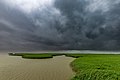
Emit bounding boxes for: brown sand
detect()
[0,54,74,80]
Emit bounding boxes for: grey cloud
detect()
[1,0,120,51]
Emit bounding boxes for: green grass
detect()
[9,53,81,59]
[70,54,120,80]
[9,53,84,59]
[65,54,85,58]
[9,53,65,59]
[22,54,53,59]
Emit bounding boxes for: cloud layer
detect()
[0,0,120,51]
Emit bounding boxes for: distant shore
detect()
[6,50,120,55]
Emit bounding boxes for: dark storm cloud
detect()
[0,0,120,51]
[54,0,120,50]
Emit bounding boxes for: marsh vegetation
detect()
[70,54,120,80]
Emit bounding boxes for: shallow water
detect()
[0,54,74,80]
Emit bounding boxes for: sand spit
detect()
[0,54,74,80]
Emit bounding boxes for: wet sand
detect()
[0,54,74,80]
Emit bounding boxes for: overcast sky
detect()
[0,0,120,51]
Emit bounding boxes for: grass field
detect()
[70,54,120,80]
[9,53,83,59]
[8,53,65,59]
[22,54,53,59]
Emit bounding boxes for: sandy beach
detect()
[0,54,74,80]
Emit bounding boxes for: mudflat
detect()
[0,54,74,80]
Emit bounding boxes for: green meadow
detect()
[8,53,64,59]
[70,54,120,80]
[9,53,120,80]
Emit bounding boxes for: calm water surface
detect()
[0,54,74,80]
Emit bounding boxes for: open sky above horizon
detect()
[1,0,120,51]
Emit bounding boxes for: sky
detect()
[0,0,120,51]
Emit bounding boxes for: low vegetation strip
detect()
[65,54,83,58]
[22,54,53,59]
[70,54,120,80]
[9,53,82,59]
[8,53,65,59]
